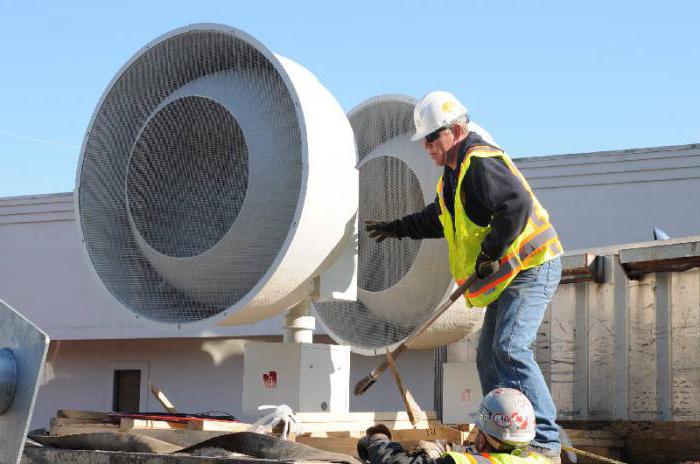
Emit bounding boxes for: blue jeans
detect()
[476,257,562,452]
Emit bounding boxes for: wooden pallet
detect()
[295,411,439,433]
[49,410,250,436]
[296,424,473,456]
[296,425,623,463]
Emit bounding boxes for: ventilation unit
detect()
[75,24,357,326]
[314,96,488,356]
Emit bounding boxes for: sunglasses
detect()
[424,126,449,143]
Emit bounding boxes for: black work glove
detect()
[414,440,452,458]
[475,252,500,279]
[357,424,392,461]
[365,220,402,243]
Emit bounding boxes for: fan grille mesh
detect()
[126,96,249,258]
[315,98,453,353]
[78,29,302,323]
[358,157,423,291]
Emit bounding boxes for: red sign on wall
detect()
[262,371,278,388]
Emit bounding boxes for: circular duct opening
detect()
[314,96,489,355]
[358,156,424,291]
[315,96,463,355]
[126,97,249,258]
[77,27,306,323]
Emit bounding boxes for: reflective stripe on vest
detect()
[462,214,560,298]
[437,144,563,307]
[444,450,553,464]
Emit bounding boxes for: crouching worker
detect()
[357,388,556,464]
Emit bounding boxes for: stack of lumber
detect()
[291,414,624,464]
[49,410,251,436]
[294,411,474,456]
[48,409,626,464]
[295,411,441,433]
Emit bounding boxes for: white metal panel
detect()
[441,362,482,425]
[243,343,350,416]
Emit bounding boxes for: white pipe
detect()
[283,299,315,343]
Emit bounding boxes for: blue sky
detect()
[1,0,699,197]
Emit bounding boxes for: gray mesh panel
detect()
[313,300,413,350]
[78,30,302,323]
[126,96,248,257]
[358,157,423,291]
[315,98,453,353]
[352,100,414,162]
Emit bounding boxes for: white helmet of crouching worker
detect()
[474,388,537,447]
[411,90,468,141]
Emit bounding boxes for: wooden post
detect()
[386,350,423,426]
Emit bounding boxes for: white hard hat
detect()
[411,91,468,141]
[474,388,536,446]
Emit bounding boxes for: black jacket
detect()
[364,437,457,464]
[393,132,532,259]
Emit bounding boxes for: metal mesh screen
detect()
[78,29,302,323]
[315,97,454,354]
[313,300,415,349]
[126,96,248,257]
[358,157,423,291]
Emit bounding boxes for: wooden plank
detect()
[655,272,673,420]
[149,381,178,414]
[587,273,615,420]
[186,420,251,432]
[567,438,623,448]
[299,430,367,438]
[671,267,700,420]
[296,426,471,456]
[120,417,187,430]
[628,274,657,419]
[50,417,115,426]
[300,425,473,441]
[574,282,589,419]
[562,429,619,439]
[613,256,630,419]
[294,411,436,422]
[564,447,623,464]
[296,436,358,456]
[297,419,439,433]
[49,422,119,436]
[56,409,112,420]
[391,425,470,443]
[550,283,576,419]
[296,427,621,458]
[386,351,423,426]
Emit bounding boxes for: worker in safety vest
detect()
[365,91,563,460]
[357,388,554,464]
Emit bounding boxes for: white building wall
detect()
[516,143,700,250]
[31,337,435,430]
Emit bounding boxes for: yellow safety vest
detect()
[444,450,552,464]
[436,144,563,307]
